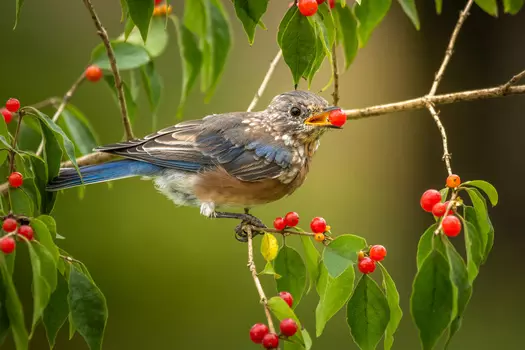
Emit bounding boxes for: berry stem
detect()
[81,0,134,141]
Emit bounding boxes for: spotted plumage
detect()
[47,90,341,217]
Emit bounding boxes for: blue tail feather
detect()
[47,160,162,191]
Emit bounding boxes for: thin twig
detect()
[425,0,475,175]
[247,51,282,112]
[247,227,277,335]
[81,0,134,140]
[502,69,525,91]
[331,45,339,106]
[8,113,23,175]
[30,97,61,110]
[36,73,86,156]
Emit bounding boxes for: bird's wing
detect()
[96,113,294,181]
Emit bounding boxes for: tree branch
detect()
[331,45,340,106]
[81,0,134,140]
[247,50,282,112]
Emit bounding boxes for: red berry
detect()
[154,0,163,4]
[279,291,293,308]
[310,217,327,233]
[284,212,299,227]
[358,257,376,274]
[328,109,347,127]
[5,98,20,113]
[18,225,34,241]
[273,217,286,230]
[2,218,17,233]
[298,0,318,16]
[420,189,441,212]
[432,202,447,217]
[369,245,387,262]
[280,318,298,337]
[262,333,279,349]
[316,0,326,4]
[442,215,462,237]
[85,65,103,82]
[0,237,15,254]
[8,172,23,188]
[446,174,461,188]
[1,109,12,123]
[249,323,269,344]
[329,0,335,8]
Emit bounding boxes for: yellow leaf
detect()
[261,233,279,262]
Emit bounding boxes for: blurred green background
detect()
[1,0,524,349]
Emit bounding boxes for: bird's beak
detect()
[304,106,342,129]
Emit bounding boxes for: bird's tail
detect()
[46,159,161,191]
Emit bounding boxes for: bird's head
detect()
[265,90,345,142]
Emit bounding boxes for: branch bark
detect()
[331,45,340,106]
[81,0,134,140]
[247,50,282,112]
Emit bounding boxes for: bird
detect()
[47,90,342,229]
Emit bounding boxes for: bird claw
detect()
[234,214,267,243]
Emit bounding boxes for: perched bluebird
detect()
[47,91,341,224]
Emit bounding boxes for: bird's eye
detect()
[290,106,302,117]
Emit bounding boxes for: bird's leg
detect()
[214,211,267,242]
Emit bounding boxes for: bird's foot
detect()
[214,211,267,242]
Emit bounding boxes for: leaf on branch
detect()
[11,187,33,216]
[140,62,163,130]
[464,188,490,244]
[416,223,439,269]
[322,234,366,278]
[233,0,269,44]
[104,75,137,124]
[379,263,402,350]
[346,274,390,350]
[125,0,154,41]
[463,180,498,206]
[91,42,151,71]
[60,105,100,156]
[333,2,358,70]
[300,235,320,293]
[503,0,525,14]
[274,245,307,308]
[31,218,60,264]
[315,263,354,337]
[354,0,392,48]
[14,0,25,29]
[261,233,279,262]
[435,0,443,14]
[44,273,70,349]
[267,296,306,346]
[475,0,498,17]
[410,250,454,350]
[463,207,484,283]
[397,0,420,30]
[68,265,108,350]
[120,17,169,58]
[172,15,203,118]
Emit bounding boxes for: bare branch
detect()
[36,72,86,156]
[503,69,525,91]
[81,0,134,140]
[247,51,282,112]
[331,45,340,106]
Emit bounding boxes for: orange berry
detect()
[314,233,325,242]
[446,174,461,188]
[358,251,365,261]
[85,65,103,82]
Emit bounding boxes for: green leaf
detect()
[463,208,484,283]
[274,245,307,308]
[354,0,392,47]
[267,296,305,346]
[379,263,403,350]
[435,0,443,14]
[442,238,472,349]
[10,187,33,216]
[233,0,269,44]
[69,266,108,350]
[61,105,99,156]
[463,180,498,206]
[0,254,28,350]
[483,216,494,263]
[31,218,60,263]
[184,0,207,36]
[21,178,41,215]
[91,42,151,71]
[26,154,56,214]
[120,0,128,22]
[334,3,358,70]
[304,21,327,86]
[140,62,163,130]
[323,234,367,278]
[300,235,320,293]
[464,188,490,240]
[316,261,329,298]
[278,6,317,86]
[503,0,524,14]
[125,0,154,41]
[316,264,354,337]
[346,275,390,350]
[416,224,438,269]
[172,16,203,117]
[14,0,25,29]
[120,17,169,57]
[35,118,62,182]
[203,0,232,100]
[397,0,420,29]
[310,3,336,57]
[258,261,278,276]
[104,75,137,124]
[475,0,498,16]
[44,273,70,349]
[410,250,454,350]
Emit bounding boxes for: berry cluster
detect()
[357,245,387,274]
[85,65,103,82]
[296,0,335,17]
[273,213,332,242]
[250,291,298,349]
[1,97,21,124]
[420,174,462,237]
[0,218,34,254]
[273,212,300,230]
